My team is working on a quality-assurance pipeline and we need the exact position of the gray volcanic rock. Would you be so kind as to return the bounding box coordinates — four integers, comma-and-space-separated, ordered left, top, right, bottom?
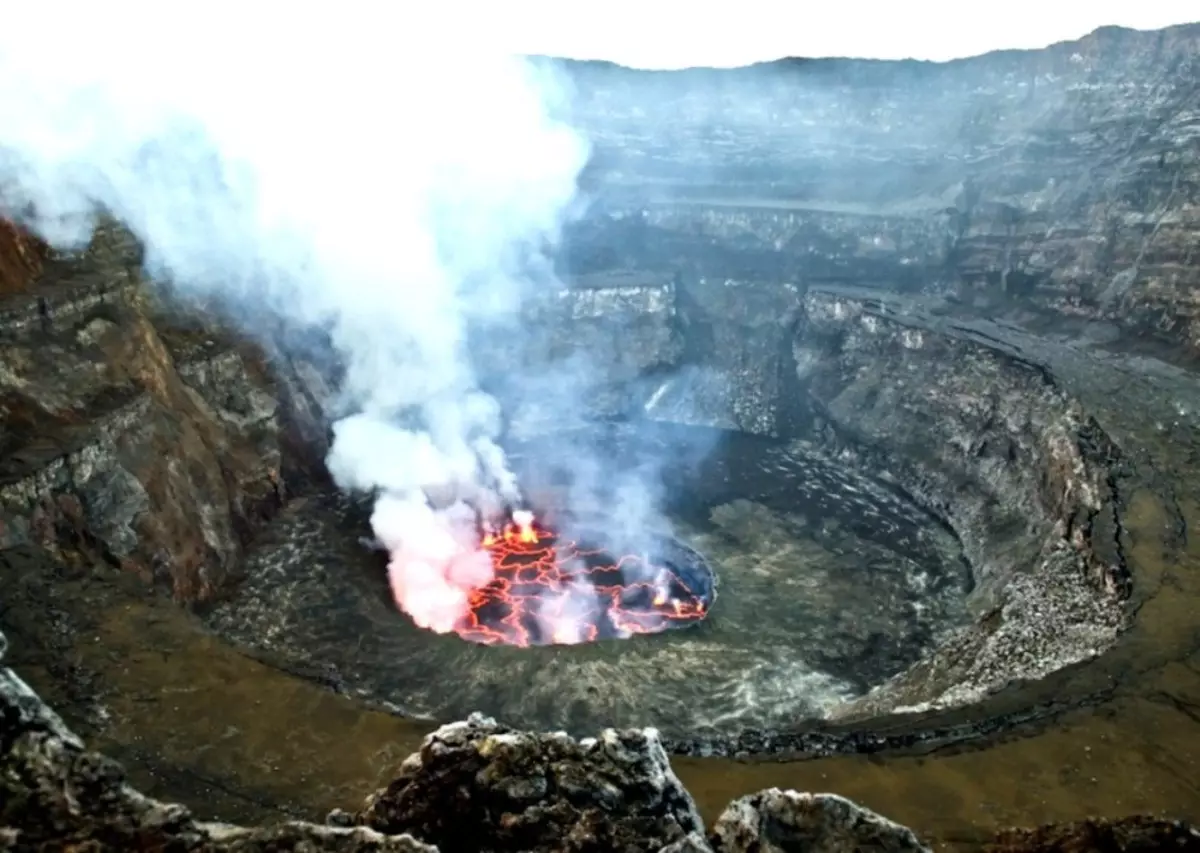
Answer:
355, 712, 708, 853
644, 278, 804, 435
475, 270, 683, 434
790, 288, 1126, 716
559, 23, 1200, 357
711, 788, 930, 853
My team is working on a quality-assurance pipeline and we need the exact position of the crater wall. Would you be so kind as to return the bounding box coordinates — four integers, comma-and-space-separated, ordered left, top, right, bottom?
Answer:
558, 23, 1200, 357
518, 268, 1129, 716
0, 221, 289, 605
1, 21, 1197, 777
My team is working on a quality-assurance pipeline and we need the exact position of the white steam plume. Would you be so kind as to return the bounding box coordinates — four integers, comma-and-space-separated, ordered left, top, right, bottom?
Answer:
0, 7, 589, 633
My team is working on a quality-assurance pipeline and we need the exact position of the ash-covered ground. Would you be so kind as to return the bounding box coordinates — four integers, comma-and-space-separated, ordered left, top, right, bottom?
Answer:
203, 423, 973, 738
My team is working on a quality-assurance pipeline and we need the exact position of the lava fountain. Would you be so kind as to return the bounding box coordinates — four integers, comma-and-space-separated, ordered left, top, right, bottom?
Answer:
381, 503, 714, 648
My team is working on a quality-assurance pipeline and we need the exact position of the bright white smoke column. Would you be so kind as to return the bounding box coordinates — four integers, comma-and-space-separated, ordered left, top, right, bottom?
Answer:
0, 7, 590, 632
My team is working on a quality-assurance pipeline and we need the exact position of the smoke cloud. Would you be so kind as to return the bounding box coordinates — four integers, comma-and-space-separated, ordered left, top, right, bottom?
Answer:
0, 7, 589, 633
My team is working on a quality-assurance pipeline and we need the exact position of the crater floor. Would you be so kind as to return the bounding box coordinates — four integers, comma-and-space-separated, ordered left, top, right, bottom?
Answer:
203, 424, 973, 737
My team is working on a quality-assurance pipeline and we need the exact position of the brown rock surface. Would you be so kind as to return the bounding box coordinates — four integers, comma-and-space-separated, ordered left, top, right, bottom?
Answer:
987, 815, 1200, 852
0, 218, 286, 605
0, 222, 46, 296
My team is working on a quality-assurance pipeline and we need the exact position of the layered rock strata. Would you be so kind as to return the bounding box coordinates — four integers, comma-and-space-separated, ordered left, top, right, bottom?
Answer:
561, 23, 1200, 357
0, 222, 291, 605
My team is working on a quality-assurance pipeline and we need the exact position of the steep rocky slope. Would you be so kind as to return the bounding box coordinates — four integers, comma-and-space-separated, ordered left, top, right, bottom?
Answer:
0, 222, 288, 605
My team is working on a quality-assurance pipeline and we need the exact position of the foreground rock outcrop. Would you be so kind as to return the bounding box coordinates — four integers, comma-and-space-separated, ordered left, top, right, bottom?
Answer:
353, 713, 710, 852
0, 632, 927, 852
5, 629, 1197, 851
711, 788, 928, 852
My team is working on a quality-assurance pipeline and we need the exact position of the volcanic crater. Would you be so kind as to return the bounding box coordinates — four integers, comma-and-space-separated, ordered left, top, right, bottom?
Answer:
199, 259, 1128, 749
8, 27, 1200, 839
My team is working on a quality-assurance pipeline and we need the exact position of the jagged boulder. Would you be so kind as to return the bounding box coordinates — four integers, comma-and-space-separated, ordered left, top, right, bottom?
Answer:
710, 788, 930, 853
354, 712, 709, 853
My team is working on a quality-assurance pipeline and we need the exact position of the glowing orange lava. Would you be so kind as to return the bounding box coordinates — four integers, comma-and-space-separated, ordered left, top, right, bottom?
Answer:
459, 512, 708, 647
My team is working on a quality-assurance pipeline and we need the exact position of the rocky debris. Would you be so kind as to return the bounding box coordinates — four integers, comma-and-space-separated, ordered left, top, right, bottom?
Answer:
711, 788, 930, 853
355, 712, 708, 853
987, 816, 1200, 852
4, 628, 1197, 852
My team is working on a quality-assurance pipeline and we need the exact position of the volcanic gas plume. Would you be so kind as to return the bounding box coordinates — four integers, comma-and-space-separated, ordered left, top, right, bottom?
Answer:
0, 9, 677, 641
339, 421, 711, 646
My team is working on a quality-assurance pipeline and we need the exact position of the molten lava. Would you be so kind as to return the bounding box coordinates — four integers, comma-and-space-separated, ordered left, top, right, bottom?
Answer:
456, 511, 708, 647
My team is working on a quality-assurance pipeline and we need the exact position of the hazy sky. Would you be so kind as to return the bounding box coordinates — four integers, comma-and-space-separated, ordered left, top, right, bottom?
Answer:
464, 1, 1199, 68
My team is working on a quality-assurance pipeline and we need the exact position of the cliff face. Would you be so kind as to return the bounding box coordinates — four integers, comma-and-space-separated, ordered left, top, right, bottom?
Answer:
0, 221, 287, 605
560, 23, 1200, 358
